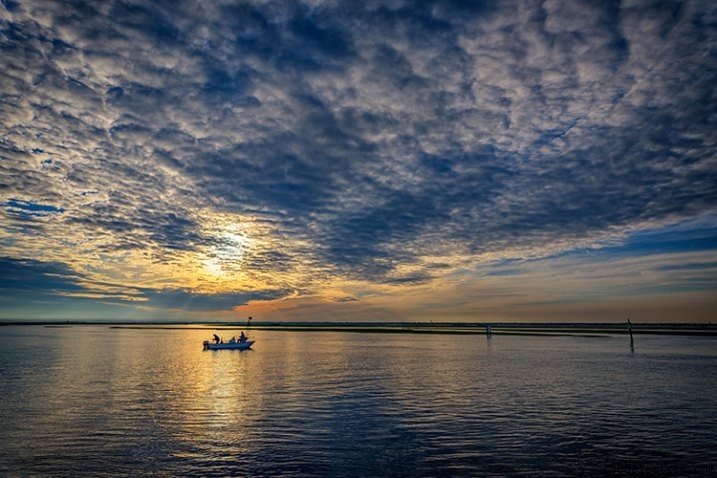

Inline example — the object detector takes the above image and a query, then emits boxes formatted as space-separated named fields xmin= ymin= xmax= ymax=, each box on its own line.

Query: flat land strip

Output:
xmin=2 ymin=321 xmax=715 ymax=336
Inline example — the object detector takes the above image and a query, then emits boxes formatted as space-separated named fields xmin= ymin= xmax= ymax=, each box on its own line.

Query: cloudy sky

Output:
xmin=1 ymin=0 xmax=715 ymax=323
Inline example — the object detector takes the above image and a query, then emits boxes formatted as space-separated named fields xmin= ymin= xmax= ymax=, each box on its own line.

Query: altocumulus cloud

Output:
xmin=0 ymin=0 xmax=716 ymax=317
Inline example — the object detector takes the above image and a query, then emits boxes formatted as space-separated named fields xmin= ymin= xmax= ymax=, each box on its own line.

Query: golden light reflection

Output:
xmin=177 ymin=330 xmax=259 ymax=447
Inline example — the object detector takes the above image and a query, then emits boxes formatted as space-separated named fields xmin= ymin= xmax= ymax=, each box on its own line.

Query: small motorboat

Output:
xmin=204 ymin=318 xmax=255 ymax=351
xmin=203 ymin=340 xmax=254 ymax=350
xmin=203 ymin=331 xmax=254 ymax=350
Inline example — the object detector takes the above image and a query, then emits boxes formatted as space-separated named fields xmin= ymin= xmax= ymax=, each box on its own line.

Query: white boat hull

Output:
xmin=203 ymin=340 xmax=254 ymax=350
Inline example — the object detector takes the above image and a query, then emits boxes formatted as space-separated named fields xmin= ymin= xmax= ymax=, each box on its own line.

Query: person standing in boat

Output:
xmin=239 ymin=331 xmax=247 ymax=343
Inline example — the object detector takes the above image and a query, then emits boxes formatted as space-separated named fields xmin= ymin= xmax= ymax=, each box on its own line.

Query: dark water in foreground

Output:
xmin=0 ymin=326 xmax=716 ymax=477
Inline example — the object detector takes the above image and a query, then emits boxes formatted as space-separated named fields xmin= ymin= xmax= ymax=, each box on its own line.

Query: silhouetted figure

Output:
xmin=239 ymin=331 xmax=247 ymax=343
xmin=627 ymin=318 xmax=634 ymax=351
xmin=213 ymin=334 xmax=221 ymax=344
xmin=486 ymin=324 xmax=492 ymax=338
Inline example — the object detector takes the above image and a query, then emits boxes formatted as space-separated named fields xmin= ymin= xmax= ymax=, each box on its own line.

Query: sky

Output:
xmin=1 ymin=0 xmax=716 ymax=323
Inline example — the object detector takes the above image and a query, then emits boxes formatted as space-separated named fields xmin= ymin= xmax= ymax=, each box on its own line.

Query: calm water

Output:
xmin=0 ymin=326 xmax=716 ymax=477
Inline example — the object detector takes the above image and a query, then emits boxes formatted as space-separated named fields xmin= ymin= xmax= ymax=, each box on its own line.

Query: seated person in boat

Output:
xmin=239 ymin=331 xmax=247 ymax=343
xmin=213 ymin=334 xmax=221 ymax=344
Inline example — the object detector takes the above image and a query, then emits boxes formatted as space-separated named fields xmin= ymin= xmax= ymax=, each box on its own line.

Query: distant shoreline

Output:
xmin=1 ymin=321 xmax=715 ymax=336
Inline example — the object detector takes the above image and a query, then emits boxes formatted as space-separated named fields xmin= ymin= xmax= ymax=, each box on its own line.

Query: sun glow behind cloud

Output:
xmin=203 ymin=232 xmax=249 ymax=277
